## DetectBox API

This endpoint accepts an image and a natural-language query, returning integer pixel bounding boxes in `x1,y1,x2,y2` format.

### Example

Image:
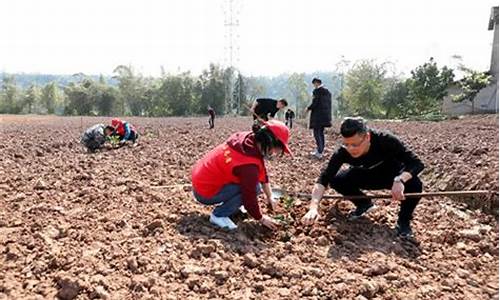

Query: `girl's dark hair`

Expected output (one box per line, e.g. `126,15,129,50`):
254,127,284,157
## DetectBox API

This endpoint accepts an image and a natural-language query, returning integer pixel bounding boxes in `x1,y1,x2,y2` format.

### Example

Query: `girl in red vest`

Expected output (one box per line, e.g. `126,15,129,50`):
111,118,138,144
191,120,292,230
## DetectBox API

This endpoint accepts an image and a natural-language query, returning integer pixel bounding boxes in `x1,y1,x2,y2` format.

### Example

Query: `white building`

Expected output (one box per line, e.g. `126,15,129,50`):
442,6,499,115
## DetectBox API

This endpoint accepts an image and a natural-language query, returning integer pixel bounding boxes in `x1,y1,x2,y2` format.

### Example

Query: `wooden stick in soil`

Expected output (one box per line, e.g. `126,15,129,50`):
150,183,496,200
289,190,496,200
242,103,267,124
149,183,191,190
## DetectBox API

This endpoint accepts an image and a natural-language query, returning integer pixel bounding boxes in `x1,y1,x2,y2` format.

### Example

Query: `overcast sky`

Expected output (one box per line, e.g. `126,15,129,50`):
0,0,497,77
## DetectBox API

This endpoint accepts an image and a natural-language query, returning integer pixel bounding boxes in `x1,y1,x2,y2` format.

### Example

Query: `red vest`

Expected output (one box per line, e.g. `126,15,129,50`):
111,118,136,136
192,143,267,198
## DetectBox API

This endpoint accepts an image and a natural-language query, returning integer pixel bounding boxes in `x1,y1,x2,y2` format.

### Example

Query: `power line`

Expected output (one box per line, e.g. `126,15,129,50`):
223,0,240,115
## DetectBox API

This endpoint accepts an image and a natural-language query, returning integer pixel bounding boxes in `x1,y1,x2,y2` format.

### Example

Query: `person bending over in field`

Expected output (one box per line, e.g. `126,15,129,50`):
251,98,288,121
191,120,292,230
80,124,114,153
111,118,139,146
250,98,288,132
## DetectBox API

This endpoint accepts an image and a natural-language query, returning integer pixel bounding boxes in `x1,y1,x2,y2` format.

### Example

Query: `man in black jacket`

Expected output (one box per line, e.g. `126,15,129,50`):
208,106,215,129
302,117,424,238
307,78,332,159
251,98,288,132
251,98,288,121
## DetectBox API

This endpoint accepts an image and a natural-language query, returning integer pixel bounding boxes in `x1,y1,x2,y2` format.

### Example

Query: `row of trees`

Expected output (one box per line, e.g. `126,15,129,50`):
0,59,490,118
0,64,249,117
336,57,491,119
0,76,61,115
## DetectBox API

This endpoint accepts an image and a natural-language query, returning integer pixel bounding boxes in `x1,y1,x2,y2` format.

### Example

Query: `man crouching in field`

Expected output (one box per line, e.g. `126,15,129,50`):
80,124,114,152
302,117,425,238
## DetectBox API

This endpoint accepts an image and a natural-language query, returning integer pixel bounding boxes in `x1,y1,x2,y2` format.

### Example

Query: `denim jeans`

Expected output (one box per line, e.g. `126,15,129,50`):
194,184,261,217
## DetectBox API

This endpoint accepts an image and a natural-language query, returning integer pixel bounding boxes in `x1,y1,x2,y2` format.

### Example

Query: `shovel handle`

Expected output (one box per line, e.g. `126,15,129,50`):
293,190,495,200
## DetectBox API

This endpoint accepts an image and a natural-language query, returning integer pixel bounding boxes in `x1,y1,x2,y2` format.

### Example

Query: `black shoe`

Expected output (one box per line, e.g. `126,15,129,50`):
396,222,413,238
348,203,375,220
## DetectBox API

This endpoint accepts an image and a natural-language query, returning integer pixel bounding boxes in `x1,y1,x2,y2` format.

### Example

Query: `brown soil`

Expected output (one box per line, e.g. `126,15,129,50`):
0,114,498,299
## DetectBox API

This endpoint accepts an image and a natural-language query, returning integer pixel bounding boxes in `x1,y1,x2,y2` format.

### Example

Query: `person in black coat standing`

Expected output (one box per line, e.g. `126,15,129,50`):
306,78,332,159
208,106,215,129
284,108,295,129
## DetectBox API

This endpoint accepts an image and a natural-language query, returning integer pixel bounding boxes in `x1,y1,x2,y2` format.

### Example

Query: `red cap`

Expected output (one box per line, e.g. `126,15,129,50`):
264,120,292,155
111,118,121,128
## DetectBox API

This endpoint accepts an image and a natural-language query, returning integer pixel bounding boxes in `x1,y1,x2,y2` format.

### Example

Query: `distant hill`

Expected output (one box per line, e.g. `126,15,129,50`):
248,71,341,99
0,71,341,96
0,72,117,89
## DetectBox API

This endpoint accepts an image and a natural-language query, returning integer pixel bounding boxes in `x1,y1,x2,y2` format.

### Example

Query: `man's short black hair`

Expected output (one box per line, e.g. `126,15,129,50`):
278,99,288,106
340,117,367,137
312,78,322,84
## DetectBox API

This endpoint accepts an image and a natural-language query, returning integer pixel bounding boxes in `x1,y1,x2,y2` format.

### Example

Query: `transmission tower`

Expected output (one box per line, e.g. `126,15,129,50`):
223,0,241,115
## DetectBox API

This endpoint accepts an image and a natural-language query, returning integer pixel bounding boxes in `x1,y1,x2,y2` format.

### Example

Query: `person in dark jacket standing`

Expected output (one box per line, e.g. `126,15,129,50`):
306,78,332,159
208,106,215,129
302,117,424,238
284,108,295,129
